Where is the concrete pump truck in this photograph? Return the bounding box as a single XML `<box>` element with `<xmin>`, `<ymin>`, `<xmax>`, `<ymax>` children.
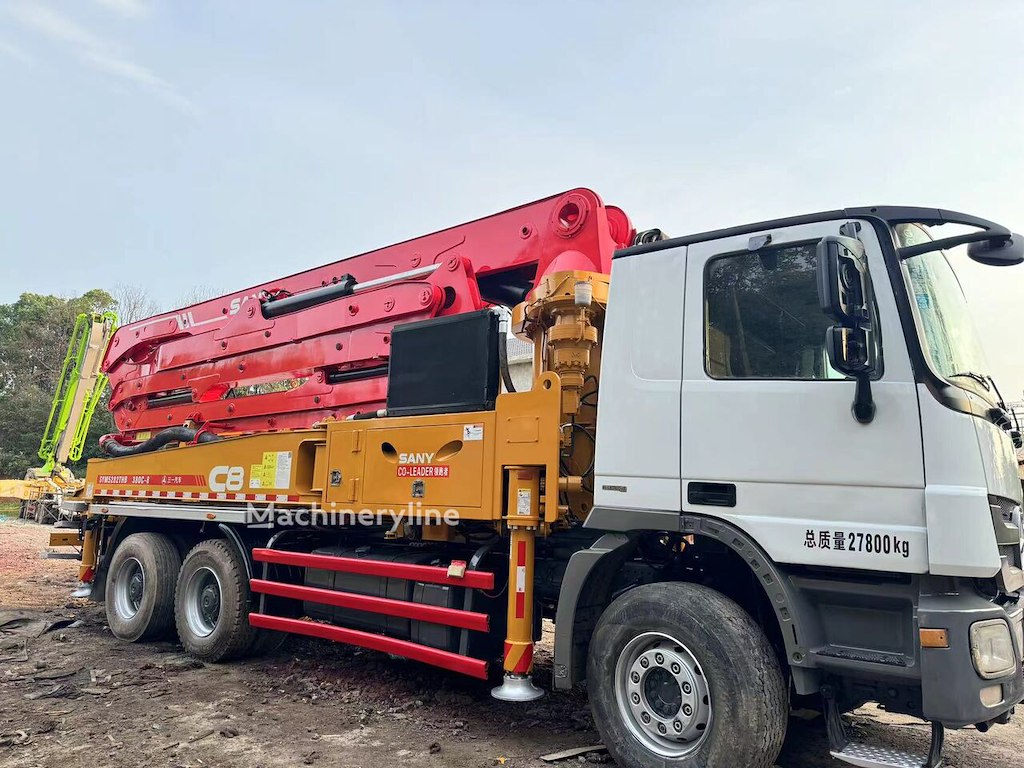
<box><xmin>50</xmin><ymin>189</ymin><xmax>1024</xmax><ymax>768</ymax></box>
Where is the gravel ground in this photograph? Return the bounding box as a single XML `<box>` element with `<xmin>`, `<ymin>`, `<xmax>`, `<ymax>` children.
<box><xmin>0</xmin><ymin>518</ymin><xmax>1019</xmax><ymax>767</ymax></box>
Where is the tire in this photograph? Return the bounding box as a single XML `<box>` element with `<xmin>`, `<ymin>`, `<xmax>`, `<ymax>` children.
<box><xmin>104</xmin><ymin>532</ymin><xmax>181</xmax><ymax>642</ymax></box>
<box><xmin>175</xmin><ymin>539</ymin><xmax>255</xmax><ymax>662</ymax></box>
<box><xmin>587</xmin><ymin>582</ymin><xmax>787</xmax><ymax>768</ymax></box>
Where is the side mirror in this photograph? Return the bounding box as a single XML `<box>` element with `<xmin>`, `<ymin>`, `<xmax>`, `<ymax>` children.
<box><xmin>967</xmin><ymin>233</ymin><xmax>1024</xmax><ymax>266</ymax></box>
<box><xmin>817</xmin><ymin>236</ymin><xmax>877</xmax><ymax>423</ymax></box>
<box><xmin>825</xmin><ymin>325</ymin><xmax>875</xmax><ymax>374</ymax></box>
<box><xmin>817</xmin><ymin>236</ymin><xmax>870</xmax><ymax>327</ymax></box>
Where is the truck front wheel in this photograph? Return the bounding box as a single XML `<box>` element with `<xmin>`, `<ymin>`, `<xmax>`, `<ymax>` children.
<box><xmin>587</xmin><ymin>582</ymin><xmax>787</xmax><ymax>768</ymax></box>
<box><xmin>105</xmin><ymin>532</ymin><xmax>181</xmax><ymax>642</ymax></box>
<box><xmin>174</xmin><ymin>539</ymin><xmax>255</xmax><ymax>662</ymax></box>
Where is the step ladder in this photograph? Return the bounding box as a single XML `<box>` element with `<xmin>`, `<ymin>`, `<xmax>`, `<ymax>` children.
<box><xmin>826</xmin><ymin>691</ymin><xmax>944</xmax><ymax>768</ymax></box>
<box><xmin>831</xmin><ymin>740</ymin><xmax>942</xmax><ymax>768</ymax></box>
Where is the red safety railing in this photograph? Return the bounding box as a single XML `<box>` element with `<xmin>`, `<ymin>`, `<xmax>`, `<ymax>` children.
<box><xmin>249</xmin><ymin>614</ymin><xmax>489</xmax><ymax>679</ymax></box>
<box><xmin>251</xmin><ymin>548</ymin><xmax>495</xmax><ymax>590</ymax></box>
<box><xmin>250</xmin><ymin>579</ymin><xmax>490</xmax><ymax>632</ymax></box>
<box><xmin>248</xmin><ymin>548</ymin><xmax>496</xmax><ymax>680</ymax></box>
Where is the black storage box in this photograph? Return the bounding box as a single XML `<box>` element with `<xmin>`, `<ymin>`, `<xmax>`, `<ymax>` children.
<box><xmin>302</xmin><ymin>544</ymin><xmax>508</xmax><ymax>660</ymax></box>
<box><xmin>386</xmin><ymin>309</ymin><xmax>500</xmax><ymax>417</ymax></box>
<box><xmin>304</xmin><ymin>546</ymin><xmax>460</xmax><ymax>652</ymax></box>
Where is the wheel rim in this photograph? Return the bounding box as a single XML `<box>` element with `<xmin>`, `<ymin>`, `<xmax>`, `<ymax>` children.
<box><xmin>614</xmin><ymin>631</ymin><xmax>713</xmax><ymax>758</ymax></box>
<box><xmin>113</xmin><ymin>557</ymin><xmax>145</xmax><ymax>620</ymax></box>
<box><xmin>183</xmin><ymin>566</ymin><xmax>222</xmax><ymax>638</ymax></box>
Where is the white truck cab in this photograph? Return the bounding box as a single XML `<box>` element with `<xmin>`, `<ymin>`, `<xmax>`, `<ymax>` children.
<box><xmin>586</xmin><ymin>206</ymin><xmax>1024</xmax><ymax>766</ymax></box>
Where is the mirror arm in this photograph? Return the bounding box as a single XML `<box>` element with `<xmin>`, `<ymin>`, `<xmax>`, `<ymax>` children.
<box><xmin>898</xmin><ymin>227</ymin><xmax>1010</xmax><ymax>260</ymax></box>
<box><xmin>852</xmin><ymin>373</ymin><xmax>876</xmax><ymax>424</ymax></box>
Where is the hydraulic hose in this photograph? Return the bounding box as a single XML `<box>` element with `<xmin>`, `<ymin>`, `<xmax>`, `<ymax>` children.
<box><xmin>100</xmin><ymin>427</ymin><xmax>221</xmax><ymax>457</ymax></box>
<box><xmin>497</xmin><ymin>312</ymin><xmax>517</xmax><ymax>394</ymax></box>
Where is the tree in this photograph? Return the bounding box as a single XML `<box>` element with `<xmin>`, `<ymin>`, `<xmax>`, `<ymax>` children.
<box><xmin>176</xmin><ymin>285</ymin><xmax>218</xmax><ymax>307</ymax></box>
<box><xmin>112</xmin><ymin>283</ymin><xmax>159</xmax><ymax>324</ymax></box>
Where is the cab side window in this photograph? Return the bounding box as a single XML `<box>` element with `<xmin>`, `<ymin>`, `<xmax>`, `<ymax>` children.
<box><xmin>704</xmin><ymin>242</ymin><xmax>840</xmax><ymax>379</ymax></box>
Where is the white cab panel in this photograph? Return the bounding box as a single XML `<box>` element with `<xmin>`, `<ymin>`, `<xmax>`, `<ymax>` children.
<box><xmin>917</xmin><ymin>387</ymin><xmax>1003</xmax><ymax>576</ymax></box>
<box><xmin>595</xmin><ymin>246</ymin><xmax>685</xmax><ymax>512</ymax></box>
<box><xmin>974</xmin><ymin>416</ymin><xmax>1022</xmax><ymax>503</ymax></box>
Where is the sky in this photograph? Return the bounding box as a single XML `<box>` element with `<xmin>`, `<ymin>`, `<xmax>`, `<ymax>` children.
<box><xmin>1</xmin><ymin>1</ymin><xmax>1023</xmax><ymax>394</ymax></box>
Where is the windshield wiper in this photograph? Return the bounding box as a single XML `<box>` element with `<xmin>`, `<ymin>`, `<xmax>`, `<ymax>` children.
<box><xmin>949</xmin><ymin>371</ymin><xmax>991</xmax><ymax>390</ymax></box>
<box><xmin>986</xmin><ymin>375</ymin><xmax>1021</xmax><ymax>438</ymax></box>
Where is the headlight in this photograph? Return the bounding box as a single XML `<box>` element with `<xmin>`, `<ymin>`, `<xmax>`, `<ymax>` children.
<box><xmin>970</xmin><ymin>619</ymin><xmax>1017</xmax><ymax>679</ymax></box>
<box><xmin>1014</xmin><ymin>615</ymin><xmax>1024</xmax><ymax>657</ymax></box>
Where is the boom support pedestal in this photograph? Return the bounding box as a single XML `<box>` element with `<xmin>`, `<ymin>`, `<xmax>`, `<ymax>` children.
<box><xmin>492</xmin><ymin>467</ymin><xmax>544</xmax><ymax>702</ymax></box>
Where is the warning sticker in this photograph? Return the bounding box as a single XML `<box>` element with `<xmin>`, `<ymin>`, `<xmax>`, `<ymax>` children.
<box><xmin>249</xmin><ymin>451</ymin><xmax>293</xmax><ymax>489</ymax></box>
<box><xmin>397</xmin><ymin>465</ymin><xmax>450</xmax><ymax>478</ymax></box>
<box><xmin>516</xmin><ymin>488</ymin><xmax>532</xmax><ymax>516</ymax></box>
<box><xmin>463</xmin><ymin>423</ymin><xmax>484</xmax><ymax>441</ymax></box>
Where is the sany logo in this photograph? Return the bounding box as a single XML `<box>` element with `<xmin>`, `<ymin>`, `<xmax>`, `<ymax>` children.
<box><xmin>399</xmin><ymin>452</ymin><xmax>435</xmax><ymax>464</ymax></box>
<box><xmin>209</xmin><ymin>465</ymin><xmax>244</xmax><ymax>492</ymax></box>
<box><xmin>396</xmin><ymin>451</ymin><xmax>449</xmax><ymax>478</ymax></box>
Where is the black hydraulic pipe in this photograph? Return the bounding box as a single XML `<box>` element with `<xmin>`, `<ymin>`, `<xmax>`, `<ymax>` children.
<box><xmin>350</xmin><ymin>410</ymin><xmax>384</xmax><ymax>420</ymax></box>
<box><xmin>498</xmin><ymin>328</ymin><xmax>516</xmax><ymax>394</ymax></box>
<box><xmin>100</xmin><ymin>426</ymin><xmax>221</xmax><ymax>457</ymax></box>
<box><xmin>324</xmin><ymin>363</ymin><xmax>389</xmax><ymax>385</ymax></box>
<box><xmin>146</xmin><ymin>390</ymin><xmax>194</xmax><ymax>408</ymax></box>
<box><xmin>261</xmin><ymin>275</ymin><xmax>357</xmax><ymax>319</ymax></box>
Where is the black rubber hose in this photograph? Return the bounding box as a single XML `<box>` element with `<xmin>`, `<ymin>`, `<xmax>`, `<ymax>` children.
<box><xmin>350</xmin><ymin>410</ymin><xmax>384</xmax><ymax>420</ymax></box>
<box><xmin>497</xmin><ymin>322</ymin><xmax>516</xmax><ymax>394</ymax></box>
<box><xmin>100</xmin><ymin>427</ymin><xmax>221</xmax><ymax>457</ymax></box>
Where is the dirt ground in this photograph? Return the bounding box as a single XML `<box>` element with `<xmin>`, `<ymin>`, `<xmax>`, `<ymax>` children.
<box><xmin>0</xmin><ymin>519</ymin><xmax>1019</xmax><ymax>768</ymax></box>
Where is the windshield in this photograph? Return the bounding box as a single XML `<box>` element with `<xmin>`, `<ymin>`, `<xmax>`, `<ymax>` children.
<box><xmin>895</xmin><ymin>223</ymin><xmax>993</xmax><ymax>394</ymax></box>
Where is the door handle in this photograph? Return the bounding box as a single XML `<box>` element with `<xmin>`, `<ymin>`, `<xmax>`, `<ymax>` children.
<box><xmin>687</xmin><ymin>482</ymin><xmax>737</xmax><ymax>508</ymax></box>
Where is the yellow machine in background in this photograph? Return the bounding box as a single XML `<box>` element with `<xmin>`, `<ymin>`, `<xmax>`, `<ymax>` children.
<box><xmin>0</xmin><ymin>312</ymin><xmax>117</xmax><ymax>523</ymax></box>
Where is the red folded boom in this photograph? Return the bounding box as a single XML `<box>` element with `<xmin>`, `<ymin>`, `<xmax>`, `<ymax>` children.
<box><xmin>103</xmin><ymin>189</ymin><xmax>632</xmax><ymax>441</ymax></box>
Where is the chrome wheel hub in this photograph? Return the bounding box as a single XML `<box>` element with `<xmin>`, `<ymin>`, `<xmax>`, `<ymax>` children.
<box><xmin>614</xmin><ymin>632</ymin><xmax>712</xmax><ymax>757</ymax></box>
<box><xmin>113</xmin><ymin>557</ymin><xmax>145</xmax><ymax>620</ymax></box>
<box><xmin>183</xmin><ymin>566</ymin><xmax>222</xmax><ymax>638</ymax></box>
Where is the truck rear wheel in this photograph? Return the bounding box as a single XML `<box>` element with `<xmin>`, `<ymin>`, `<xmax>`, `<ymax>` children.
<box><xmin>105</xmin><ymin>532</ymin><xmax>181</xmax><ymax>642</ymax></box>
<box><xmin>587</xmin><ymin>582</ymin><xmax>787</xmax><ymax>768</ymax></box>
<box><xmin>175</xmin><ymin>539</ymin><xmax>255</xmax><ymax>662</ymax></box>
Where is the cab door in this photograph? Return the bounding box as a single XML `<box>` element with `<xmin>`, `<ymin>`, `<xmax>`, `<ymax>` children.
<box><xmin>680</xmin><ymin>220</ymin><xmax>927</xmax><ymax>573</ymax></box>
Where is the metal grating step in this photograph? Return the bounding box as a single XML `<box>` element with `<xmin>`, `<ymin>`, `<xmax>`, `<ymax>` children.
<box><xmin>43</xmin><ymin>551</ymin><xmax>81</xmax><ymax>560</ymax></box>
<box><xmin>831</xmin><ymin>741</ymin><xmax>936</xmax><ymax>768</ymax></box>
